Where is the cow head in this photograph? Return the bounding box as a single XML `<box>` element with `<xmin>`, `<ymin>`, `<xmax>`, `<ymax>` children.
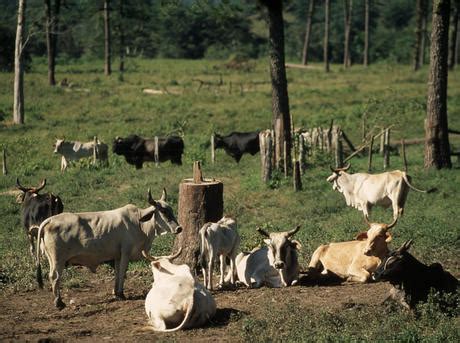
<box><xmin>372</xmin><ymin>240</ymin><xmax>413</xmax><ymax>282</ymax></box>
<box><xmin>15</xmin><ymin>178</ymin><xmax>47</xmax><ymax>203</ymax></box>
<box><xmin>53</xmin><ymin>139</ymin><xmax>65</xmax><ymax>153</ymax></box>
<box><xmin>355</xmin><ymin>215</ymin><xmax>399</xmax><ymax>256</ymax></box>
<box><xmin>139</xmin><ymin>188</ymin><xmax>182</xmax><ymax>235</ymax></box>
<box><xmin>213</xmin><ymin>133</ymin><xmax>224</xmax><ymax>148</ymax></box>
<box><xmin>112</xmin><ymin>135</ymin><xmax>143</xmax><ymax>155</ymax></box>
<box><xmin>142</xmin><ymin>248</ymin><xmax>190</xmax><ymax>277</ymax></box>
<box><xmin>326</xmin><ymin>163</ymin><xmax>351</xmax><ymax>191</ymax></box>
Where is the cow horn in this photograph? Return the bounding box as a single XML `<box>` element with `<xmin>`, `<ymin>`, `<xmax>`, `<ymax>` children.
<box><xmin>147</xmin><ymin>188</ymin><xmax>157</xmax><ymax>206</ymax></box>
<box><xmin>286</xmin><ymin>225</ymin><xmax>301</xmax><ymax>237</ymax></box>
<box><xmin>256</xmin><ymin>227</ymin><xmax>270</xmax><ymax>238</ymax></box>
<box><xmin>142</xmin><ymin>250</ymin><xmax>157</xmax><ymax>262</ymax></box>
<box><xmin>401</xmin><ymin>239</ymin><xmax>413</xmax><ymax>252</ymax></box>
<box><xmin>166</xmin><ymin>247</ymin><xmax>182</xmax><ymax>261</ymax></box>
<box><xmin>35</xmin><ymin>179</ymin><xmax>46</xmax><ymax>193</ymax></box>
<box><xmin>160</xmin><ymin>188</ymin><xmax>167</xmax><ymax>202</ymax></box>
<box><xmin>16</xmin><ymin>178</ymin><xmax>28</xmax><ymax>192</ymax></box>
<box><xmin>386</xmin><ymin>215</ymin><xmax>399</xmax><ymax>230</ymax></box>
<box><xmin>364</xmin><ymin>214</ymin><xmax>371</xmax><ymax>228</ymax></box>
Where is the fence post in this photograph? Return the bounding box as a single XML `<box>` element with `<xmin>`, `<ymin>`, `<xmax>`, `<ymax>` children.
<box><xmin>368</xmin><ymin>135</ymin><xmax>374</xmax><ymax>172</ymax></box>
<box><xmin>259</xmin><ymin>130</ymin><xmax>273</xmax><ymax>183</ymax></box>
<box><xmin>383</xmin><ymin>128</ymin><xmax>390</xmax><ymax>170</ymax></box>
<box><xmin>293</xmin><ymin>161</ymin><xmax>302</xmax><ymax>191</ymax></box>
<box><xmin>335</xmin><ymin>128</ymin><xmax>344</xmax><ymax>168</ymax></box>
<box><xmin>379</xmin><ymin>128</ymin><xmax>385</xmax><ymax>155</ymax></box>
<box><xmin>154</xmin><ymin>136</ymin><xmax>159</xmax><ymax>167</ymax></box>
<box><xmin>211</xmin><ymin>134</ymin><xmax>215</xmax><ymax>164</ymax></box>
<box><xmin>299</xmin><ymin>134</ymin><xmax>306</xmax><ymax>174</ymax></box>
<box><xmin>401</xmin><ymin>138</ymin><xmax>408</xmax><ymax>172</ymax></box>
<box><xmin>283</xmin><ymin>140</ymin><xmax>288</xmax><ymax>178</ymax></box>
<box><xmin>2</xmin><ymin>148</ymin><xmax>7</xmax><ymax>175</ymax></box>
<box><xmin>93</xmin><ymin>136</ymin><xmax>98</xmax><ymax>165</ymax></box>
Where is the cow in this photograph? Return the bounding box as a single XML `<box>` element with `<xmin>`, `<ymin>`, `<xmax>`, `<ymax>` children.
<box><xmin>142</xmin><ymin>248</ymin><xmax>216</xmax><ymax>332</ymax></box>
<box><xmin>16</xmin><ymin>178</ymin><xmax>64</xmax><ymax>260</ymax></box>
<box><xmin>231</xmin><ymin>226</ymin><xmax>301</xmax><ymax>288</ymax></box>
<box><xmin>53</xmin><ymin>138</ymin><xmax>108</xmax><ymax>171</ymax></box>
<box><xmin>326</xmin><ymin>164</ymin><xmax>433</xmax><ymax>220</ymax></box>
<box><xmin>373</xmin><ymin>240</ymin><xmax>459</xmax><ymax>309</ymax></box>
<box><xmin>213</xmin><ymin>131</ymin><xmax>260</xmax><ymax>163</ymax></box>
<box><xmin>35</xmin><ymin>188</ymin><xmax>181</xmax><ymax>309</ymax></box>
<box><xmin>307</xmin><ymin>215</ymin><xmax>399</xmax><ymax>283</ymax></box>
<box><xmin>112</xmin><ymin>135</ymin><xmax>184</xmax><ymax>169</ymax></box>
<box><xmin>199</xmin><ymin>216</ymin><xmax>240</xmax><ymax>290</ymax></box>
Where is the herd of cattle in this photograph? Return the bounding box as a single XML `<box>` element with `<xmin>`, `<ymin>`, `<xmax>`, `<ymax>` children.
<box><xmin>13</xmin><ymin>132</ymin><xmax>458</xmax><ymax>332</ymax></box>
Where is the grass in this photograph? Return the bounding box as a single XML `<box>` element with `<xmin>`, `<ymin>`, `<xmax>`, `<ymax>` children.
<box><xmin>0</xmin><ymin>57</ymin><xmax>459</xmax><ymax>340</ymax></box>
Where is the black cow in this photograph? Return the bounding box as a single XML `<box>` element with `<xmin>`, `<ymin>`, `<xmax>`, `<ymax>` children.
<box><xmin>214</xmin><ymin>131</ymin><xmax>260</xmax><ymax>163</ymax></box>
<box><xmin>112</xmin><ymin>135</ymin><xmax>184</xmax><ymax>169</ymax></box>
<box><xmin>373</xmin><ymin>240</ymin><xmax>459</xmax><ymax>309</ymax></box>
<box><xmin>16</xmin><ymin>178</ymin><xmax>64</xmax><ymax>260</ymax></box>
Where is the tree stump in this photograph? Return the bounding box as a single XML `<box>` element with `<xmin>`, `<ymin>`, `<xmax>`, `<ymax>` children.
<box><xmin>172</xmin><ymin>161</ymin><xmax>223</xmax><ymax>272</ymax></box>
<box><xmin>259</xmin><ymin>130</ymin><xmax>273</xmax><ymax>183</ymax></box>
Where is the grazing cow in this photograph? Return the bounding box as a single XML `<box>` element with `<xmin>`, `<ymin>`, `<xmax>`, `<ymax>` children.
<box><xmin>373</xmin><ymin>240</ymin><xmax>459</xmax><ymax>309</ymax></box>
<box><xmin>143</xmin><ymin>249</ymin><xmax>216</xmax><ymax>332</ymax></box>
<box><xmin>199</xmin><ymin>216</ymin><xmax>240</xmax><ymax>290</ymax></box>
<box><xmin>16</xmin><ymin>178</ymin><xmax>64</xmax><ymax>260</ymax></box>
<box><xmin>232</xmin><ymin>226</ymin><xmax>301</xmax><ymax>288</ymax></box>
<box><xmin>35</xmin><ymin>188</ymin><xmax>181</xmax><ymax>309</ymax></box>
<box><xmin>54</xmin><ymin>138</ymin><xmax>108</xmax><ymax>171</ymax></box>
<box><xmin>326</xmin><ymin>164</ymin><xmax>432</xmax><ymax>220</ymax></box>
<box><xmin>308</xmin><ymin>216</ymin><xmax>399</xmax><ymax>283</ymax></box>
<box><xmin>214</xmin><ymin>131</ymin><xmax>260</xmax><ymax>163</ymax></box>
<box><xmin>113</xmin><ymin>135</ymin><xmax>184</xmax><ymax>169</ymax></box>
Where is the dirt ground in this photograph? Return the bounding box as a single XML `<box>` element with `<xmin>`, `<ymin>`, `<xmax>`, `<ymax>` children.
<box><xmin>0</xmin><ymin>270</ymin><xmax>394</xmax><ymax>342</ymax></box>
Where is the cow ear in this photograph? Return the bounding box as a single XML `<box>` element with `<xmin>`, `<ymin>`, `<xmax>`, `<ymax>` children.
<box><xmin>291</xmin><ymin>239</ymin><xmax>302</xmax><ymax>250</ymax></box>
<box><xmin>385</xmin><ymin>232</ymin><xmax>392</xmax><ymax>243</ymax></box>
<box><xmin>355</xmin><ymin>232</ymin><xmax>368</xmax><ymax>241</ymax></box>
<box><xmin>263</xmin><ymin>239</ymin><xmax>271</xmax><ymax>246</ymax></box>
<box><xmin>152</xmin><ymin>261</ymin><xmax>161</xmax><ymax>270</ymax></box>
<box><xmin>139</xmin><ymin>208</ymin><xmax>155</xmax><ymax>222</ymax></box>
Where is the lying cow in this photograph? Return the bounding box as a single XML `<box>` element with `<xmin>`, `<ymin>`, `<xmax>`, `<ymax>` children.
<box><xmin>373</xmin><ymin>240</ymin><xmax>459</xmax><ymax>309</ymax></box>
<box><xmin>308</xmin><ymin>216</ymin><xmax>399</xmax><ymax>283</ymax></box>
<box><xmin>143</xmin><ymin>248</ymin><xmax>216</xmax><ymax>332</ymax></box>
<box><xmin>327</xmin><ymin>164</ymin><xmax>432</xmax><ymax>220</ymax></box>
<box><xmin>214</xmin><ymin>131</ymin><xmax>260</xmax><ymax>163</ymax></box>
<box><xmin>199</xmin><ymin>216</ymin><xmax>240</xmax><ymax>290</ymax></box>
<box><xmin>16</xmin><ymin>178</ymin><xmax>64</xmax><ymax>260</ymax></box>
<box><xmin>35</xmin><ymin>188</ymin><xmax>181</xmax><ymax>309</ymax></box>
<box><xmin>113</xmin><ymin>135</ymin><xmax>184</xmax><ymax>169</ymax></box>
<box><xmin>232</xmin><ymin>226</ymin><xmax>301</xmax><ymax>288</ymax></box>
<box><xmin>54</xmin><ymin>138</ymin><xmax>108</xmax><ymax>171</ymax></box>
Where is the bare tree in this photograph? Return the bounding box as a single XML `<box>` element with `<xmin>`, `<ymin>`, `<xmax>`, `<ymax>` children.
<box><xmin>104</xmin><ymin>0</ymin><xmax>111</xmax><ymax>76</ymax></box>
<box><xmin>44</xmin><ymin>0</ymin><xmax>61</xmax><ymax>85</ymax></box>
<box><xmin>343</xmin><ymin>0</ymin><xmax>353</xmax><ymax>68</ymax></box>
<box><xmin>301</xmin><ymin>0</ymin><xmax>315</xmax><ymax>65</ymax></box>
<box><xmin>414</xmin><ymin>0</ymin><xmax>424</xmax><ymax>70</ymax></box>
<box><xmin>425</xmin><ymin>0</ymin><xmax>451</xmax><ymax>169</ymax></box>
<box><xmin>13</xmin><ymin>0</ymin><xmax>26</xmax><ymax>125</ymax></box>
<box><xmin>364</xmin><ymin>0</ymin><xmax>369</xmax><ymax>66</ymax></box>
<box><xmin>260</xmin><ymin>0</ymin><xmax>292</xmax><ymax>174</ymax></box>
<box><xmin>449</xmin><ymin>0</ymin><xmax>459</xmax><ymax>69</ymax></box>
<box><xmin>324</xmin><ymin>0</ymin><xmax>330</xmax><ymax>72</ymax></box>
<box><xmin>118</xmin><ymin>0</ymin><xmax>125</xmax><ymax>73</ymax></box>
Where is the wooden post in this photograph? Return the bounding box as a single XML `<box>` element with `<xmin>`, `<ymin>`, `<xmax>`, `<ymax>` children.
<box><xmin>154</xmin><ymin>136</ymin><xmax>159</xmax><ymax>167</ymax></box>
<box><xmin>93</xmin><ymin>136</ymin><xmax>98</xmax><ymax>165</ymax></box>
<box><xmin>383</xmin><ymin>128</ymin><xmax>390</xmax><ymax>170</ymax></box>
<box><xmin>401</xmin><ymin>138</ymin><xmax>408</xmax><ymax>172</ymax></box>
<box><xmin>211</xmin><ymin>134</ymin><xmax>215</xmax><ymax>164</ymax></box>
<box><xmin>293</xmin><ymin>161</ymin><xmax>302</xmax><ymax>191</ymax></box>
<box><xmin>299</xmin><ymin>134</ymin><xmax>306</xmax><ymax>174</ymax></box>
<box><xmin>380</xmin><ymin>128</ymin><xmax>385</xmax><ymax>155</ymax></box>
<box><xmin>335</xmin><ymin>129</ymin><xmax>344</xmax><ymax>168</ymax></box>
<box><xmin>368</xmin><ymin>135</ymin><xmax>374</xmax><ymax>172</ymax></box>
<box><xmin>2</xmin><ymin>148</ymin><xmax>7</xmax><ymax>175</ymax></box>
<box><xmin>283</xmin><ymin>140</ymin><xmax>288</xmax><ymax>178</ymax></box>
<box><xmin>172</xmin><ymin>162</ymin><xmax>223</xmax><ymax>271</ymax></box>
<box><xmin>259</xmin><ymin>130</ymin><xmax>273</xmax><ymax>183</ymax></box>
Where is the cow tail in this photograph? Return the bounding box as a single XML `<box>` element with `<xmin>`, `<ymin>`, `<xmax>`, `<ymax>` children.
<box><xmin>199</xmin><ymin>224</ymin><xmax>209</xmax><ymax>269</ymax></box>
<box><xmin>153</xmin><ymin>292</ymin><xmax>195</xmax><ymax>332</ymax></box>
<box><xmin>402</xmin><ymin>173</ymin><xmax>435</xmax><ymax>193</ymax></box>
<box><xmin>36</xmin><ymin>217</ymin><xmax>51</xmax><ymax>289</ymax></box>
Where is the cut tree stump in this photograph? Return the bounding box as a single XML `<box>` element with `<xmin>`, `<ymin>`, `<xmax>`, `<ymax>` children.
<box><xmin>172</xmin><ymin>161</ymin><xmax>223</xmax><ymax>271</ymax></box>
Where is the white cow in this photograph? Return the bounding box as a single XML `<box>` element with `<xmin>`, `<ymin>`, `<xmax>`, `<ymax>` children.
<box><xmin>199</xmin><ymin>216</ymin><xmax>240</xmax><ymax>290</ymax></box>
<box><xmin>54</xmin><ymin>138</ymin><xmax>108</xmax><ymax>171</ymax></box>
<box><xmin>232</xmin><ymin>226</ymin><xmax>301</xmax><ymax>288</ymax></box>
<box><xmin>143</xmin><ymin>249</ymin><xmax>216</xmax><ymax>332</ymax></box>
<box><xmin>327</xmin><ymin>164</ymin><xmax>432</xmax><ymax>220</ymax></box>
<box><xmin>35</xmin><ymin>188</ymin><xmax>181</xmax><ymax>309</ymax></box>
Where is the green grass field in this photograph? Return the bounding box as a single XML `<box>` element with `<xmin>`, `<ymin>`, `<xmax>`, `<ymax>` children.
<box><xmin>0</xmin><ymin>58</ymin><xmax>459</xmax><ymax>341</ymax></box>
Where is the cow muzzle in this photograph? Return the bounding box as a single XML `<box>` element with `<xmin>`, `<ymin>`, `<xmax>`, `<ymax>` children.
<box><xmin>274</xmin><ymin>261</ymin><xmax>285</xmax><ymax>269</ymax></box>
<box><xmin>174</xmin><ymin>226</ymin><xmax>182</xmax><ymax>234</ymax></box>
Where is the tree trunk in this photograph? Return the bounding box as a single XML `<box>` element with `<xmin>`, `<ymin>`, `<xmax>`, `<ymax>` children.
<box><xmin>104</xmin><ymin>0</ymin><xmax>111</xmax><ymax>76</ymax></box>
<box><xmin>449</xmin><ymin>0</ymin><xmax>459</xmax><ymax>69</ymax></box>
<box><xmin>324</xmin><ymin>0</ymin><xmax>330</xmax><ymax>72</ymax></box>
<box><xmin>301</xmin><ymin>0</ymin><xmax>315</xmax><ymax>65</ymax></box>
<box><xmin>364</xmin><ymin>0</ymin><xmax>369</xmax><ymax>66</ymax></box>
<box><xmin>425</xmin><ymin>0</ymin><xmax>452</xmax><ymax>169</ymax></box>
<box><xmin>414</xmin><ymin>0</ymin><xmax>423</xmax><ymax>71</ymax></box>
<box><xmin>45</xmin><ymin>0</ymin><xmax>60</xmax><ymax>86</ymax></box>
<box><xmin>13</xmin><ymin>0</ymin><xmax>26</xmax><ymax>125</ymax></box>
<box><xmin>262</xmin><ymin>0</ymin><xmax>292</xmax><ymax>174</ymax></box>
<box><xmin>420</xmin><ymin>0</ymin><xmax>428</xmax><ymax>66</ymax></box>
<box><xmin>343</xmin><ymin>0</ymin><xmax>352</xmax><ymax>68</ymax></box>
<box><xmin>118</xmin><ymin>0</ymin><xmax>125</xmax><ymax>73</ymax></box>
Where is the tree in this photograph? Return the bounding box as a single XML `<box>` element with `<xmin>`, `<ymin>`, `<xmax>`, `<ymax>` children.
<box><xmin>420</xmin><ymin>0</ymin><xmax>428</xmax><ymax>66</ymax></box>
<box><xmin>324</xmin><ymin>0</ymin><xmax>330</xmax><ymax>72</ymax></box>
<box><xmin>118</xmin><ymin>0</ymin><xmax>125</xmax><ymax>73</ymax></box>
<box><xmin>260</xmin><ymin>0</ymin><xmax>292</xmax><ymax>174</ymax></box>
<box><xmin>414</xmin><ymin>0</ymin><xmax>424</xmax><ymax>71</ymax></box>
<box><xmin>104</xmin><ymin>0</ymin><xmax>111</xmax><ymax>76</ymax></box>
<box><xmin>13</xmin><ymin>0</ymin><xmax>26</xmax><ymax>125</ymax></box>
<box><xmin>343</xmin><ymin>0</ymin><xmax>352</xmax><ymax>68</ymax></box>
<box><xmin>44</xmin><ymin>0</ymin><xmax>61</xmax><ymax>86</ymax></box>
<box><xmin>449</xmin><ymin>0</ymin><xmax>459</xmax><ymax>69</ymax></box>
<box><xmin>364</xmin><ymin>0</ymin><xmax>369</xmax><ymax>66</ymax></box>
<box><xmin>425</xmin><ymin>0</ymin><xmax>451</xmax><ymax>169</ymax></box>
<box><xmin>301</xmin><ymin>0</ymin><xmax>315</xmax><ymax>65</ymax></box>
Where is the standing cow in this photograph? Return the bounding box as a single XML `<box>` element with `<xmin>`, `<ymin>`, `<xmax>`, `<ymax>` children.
<box><xmin>213</xmin><ymin>131</ymin><xmax>260</xmax><ymax>163</ymax></box>
<box><xmin>113</xmin><ymin>135</ymin><xmax>184</xmax><ymax>169</ymax></box>
<box><xmin>327</xmin><ymin>164</ymin><xmax>432</xmax><ymax>220</ymax></box>
<box><xmin>35</xmin><ymin>188</ymin><xmax>181</xmax><ymax>309</ymax></box>
<box><xmin>54</xmin><ymin>138</ymin><xmax>108</xmax><ymax>171</ymax></box>
<box><xmin>16</xmin><ymin>178</ymin><xmax>64</xmax><ymax>260</ymax></box>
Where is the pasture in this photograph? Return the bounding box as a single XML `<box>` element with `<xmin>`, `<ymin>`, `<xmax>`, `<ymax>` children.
<box><xmin>0</xmin><ymin>58</ymin><xmax>459</xmax><ymax>341</ymax></box>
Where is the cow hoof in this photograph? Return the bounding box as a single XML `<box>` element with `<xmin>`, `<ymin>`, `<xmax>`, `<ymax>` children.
<box><xmin>55</xmin><ymin>298</ymin><xmax>66</xmax><ymax>310</ymax></box>
<box><xmin>115</xmin><ymin>293</ymin><xmax>126</xmax><ymax>300</ymax></box>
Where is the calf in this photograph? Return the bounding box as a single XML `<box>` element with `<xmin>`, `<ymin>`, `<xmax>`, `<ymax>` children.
<box><xmin>16</xmin><ymin>178</ymin><xmax>63</xmax><ymax>260</ymax></box>
<box><xmin>113</xmin><ymin>135</ymin><xmax>184</xmax><ymax>169</ymax></box>
<box><xmin>308</xmin><ymin>216</ymin><xmax>399</xmax><ymax>283</ymax></box>
<box><xmin>233</xmin><ymin>226</ymin><xmax>301</xmax><ymax>288</ymax></box>
<box><xmin>373</xmin><ymin>240</ymin><xmax>459</xmax><ymax>309</ymax></box>
<box><xmin>143</xmin><ymin>249</ymin><xmax>216</xmax><ymax>332</ymax></box>
<box><xmin>214</xmin><ymin>131</ymin><xmax>260</xmax><ymax>163</ymax></box>
<box><xmin>199</xmin><ymin>216</ymin><xmax>240</xmax><ymax>290</ymax></box>
<box><xmin>54</xmin><ymin>138</ymin><xmax>108</xmax><ymax>171</ymax></box>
